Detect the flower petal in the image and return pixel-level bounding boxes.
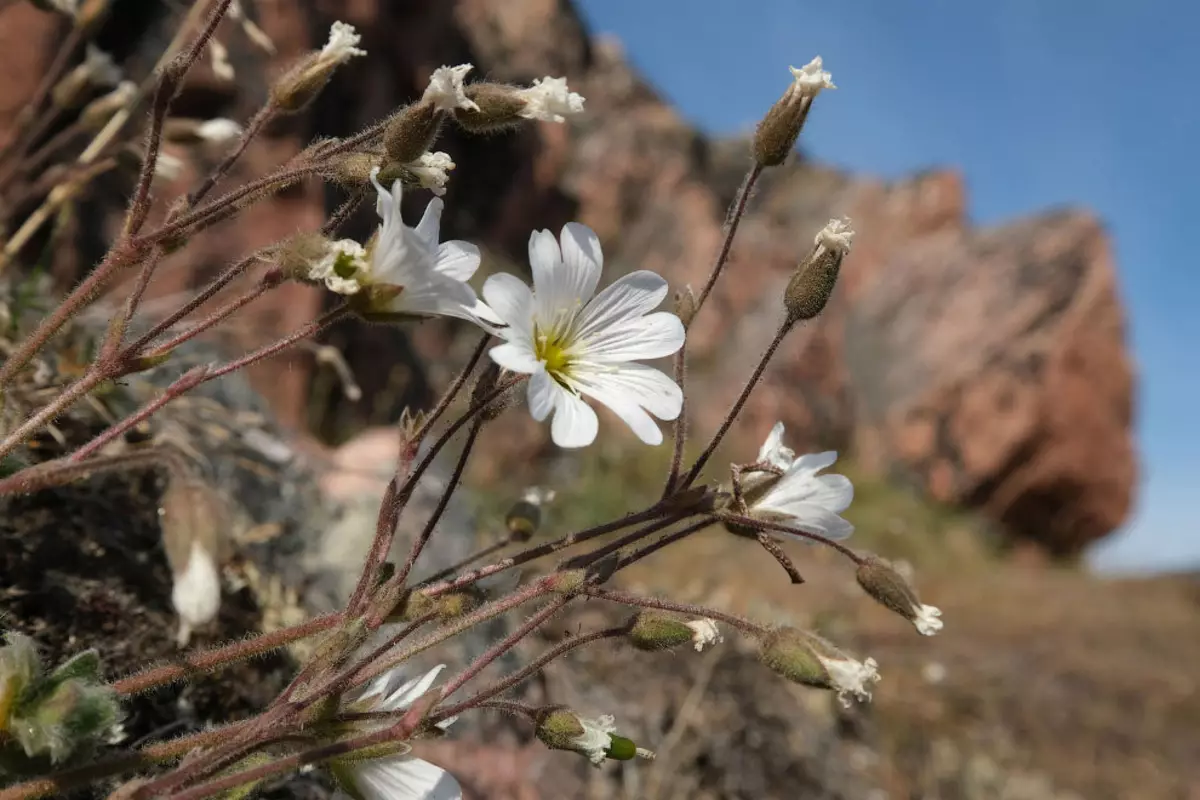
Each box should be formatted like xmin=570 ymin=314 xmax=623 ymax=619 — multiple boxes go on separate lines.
xmin=574 ymin=376 xmax=663 ymax=445
xmin=575 ymin=311 xmax=684 ymax=363
xmin=757 ymin=422 xmax=795 ymax=470
xmin=380 ymin=664 xmax=447 ymax=712
xmin=558 ymin=222 xmax=603 ymax=303
xmin=482 ymin=273 xmax=535 ymax=340
xmin=527 ymin=368 xmax=558 ymax=422
xmin=574 ymin=271 xmax=670 ymax=342
xmin=434 ymin=240 xmax=480 ymax=281
xmin=390 ymin=274 xmax=484 ymax=323
xmin=789 ymin=451 xmax=838 ymax=476
xmin=574 ymin=362 xmax=682 ymax=421
xmin=550 ymin=388 xmax=599 ymax=448
xmin=769 ymin=503 xmax=855 ymax=541
xmin=758 ymin=468 xmax=853 ymax=515
xmin=528 ymin=228 xmax=563 ymax=301
xmin=489 ymin=342 xmax=540 ymax=374
xmin=345 ymin=755 xmax=463 ymax=800
xmin=415 ymin=197 xmax=444 ymax=247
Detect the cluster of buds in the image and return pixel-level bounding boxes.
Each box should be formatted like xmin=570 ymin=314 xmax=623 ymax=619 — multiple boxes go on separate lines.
xmin=0 ymin=634 xmax=122 ymax=770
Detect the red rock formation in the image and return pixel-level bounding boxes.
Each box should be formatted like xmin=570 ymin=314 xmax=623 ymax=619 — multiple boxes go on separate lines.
xmin=0 ymin=0 xmax=1136 ymax=554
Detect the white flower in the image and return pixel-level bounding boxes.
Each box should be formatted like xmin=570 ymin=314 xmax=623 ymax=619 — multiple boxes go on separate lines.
xmin=320 ymin=21 xmax=367 ymax=66
xmin=310 ymin=239 xmax=368 ymax=295
xmin=516 ymin=76 xmax=585 ymax=122
xmin=358 ymin=168 xmax=498 ymax=324
xmin=334 ymin=665 xmax=462 ymax=800
xmin=171 ymin=541 xmax=220 ymax=646
xmin=815 ymin=217 xmax=855 ymax=255
xmin=818 ymin=653 xmax=880 ymax=707
xmin=483 ymin=224 xmax=685 ymax=448
xmin=407 ymin=151 xmax=456 ymax=196
xmin=423 ymin=64 xmax=478 ymax=112
xmin=82 ymin=46 xmax=122 ymax=87
xmin=788 ymin=56 xmax=836 ymax=98
xmin=747 ymin=423 xmax=854 ymax=540
xmin=196 ymin=118 xmax=243 ymax=145
xmin=572 ymin=714 xmax=617 ymax=766
xmin=685 ymin=619 xmax=723 ymax=652
xmin=913 ymin=604 xmax=944 ymax=636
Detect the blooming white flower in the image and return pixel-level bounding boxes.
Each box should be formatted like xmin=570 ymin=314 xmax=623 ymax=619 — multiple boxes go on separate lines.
xmin=483 ymin=224 xmax=685 ymax=448
xmin=815 ymin=217 xmax=855 ymax=255
xmin=407 ymin=151 xmax=456 ymax=196
xmin=516 ymin=76 xmax=585 ymax=122
xmin=423 ymin=64 xmax=478 ymax=112
xmin=788 ymin=56 xmax=836 ymax=98
xmin=355 ymin=168 xmax=499 ymax=324
xmin=746 ymin=422 xmax=854 ymax=540
xmin=309 ymin=239 xmax=368 ymax=295
xmin=196 ymin=118 xmax=243 ymax=145
xmin=319 ymin=21 xmax=367 ymax=67
xmin=171 ymin=541 xmax=220 ymax=646
xmin=685 ymin=619 xmax=723 ymax=652
xmin=572 ymin=714 xmax=617 ymax=766
xmin=818 ymin=653 xmax=880 ymax=708
xmin=913 ymin=604 xmax=944 ymax=636
xmin=333 ymin=664 xmax=461 ymax=800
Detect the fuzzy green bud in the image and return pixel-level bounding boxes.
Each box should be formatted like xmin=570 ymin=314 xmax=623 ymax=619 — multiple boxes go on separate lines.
xmin=271 ymin=22 xmax=366 ymax=113
xmin=390 ymin=589 xmax=437 ymax=623
xmin=436 ymin=589 xmax=484 ymax=620
xmin=327 ymin=151 xmax=381 ymax=188
xmin=753 ymin=57 xmax=835 ymax=167
xmin=545 ymin=569 xmax=589 ymax=596
xmin=19 ymin=679 xmax=121 ymax=763
xmin=856 ymin=554 xmax=944 ymax=636
xmin=627 ymin=612 xmax=694 ymax=652
xmin=783 ymin=218 xmax=854 ymax=323
xmin=383 ymin=101 xmax=445 ymax=165
xmin=759 ymin=627 xmax=880 ymax=706
xmin=534 ymin=707 xmax=585 ymax=751
xmin=454 ymin=83 xmax=529 ymax=133
xmin=535 ymin=707 xmax=631 ymax=766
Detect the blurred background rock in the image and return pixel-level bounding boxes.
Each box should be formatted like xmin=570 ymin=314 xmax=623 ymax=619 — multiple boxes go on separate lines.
xmin=0 ymin=1 xmax=1195 ymax=798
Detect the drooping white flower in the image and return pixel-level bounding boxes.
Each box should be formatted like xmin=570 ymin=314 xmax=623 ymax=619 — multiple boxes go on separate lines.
xmin=483 ymin=224 xmax=685 ymax=448
xmin=817 ymin=653 xmax=880 ymax=708
xmin=815 ymin=217 xmax=855 ymax=255
xmin=319 ymin=21 xmax=367 ymax=67
xmin=516 ymin=76 xmax=585 ymax=122
xmin=746 ymin=422 xmax=854 ymax=540
xmin=685 ymin=619 xmax=723 ymax=652
xmin=171 ymin=541 xmax=221 ymax=646
xmin=309 ymin=239 xmax=368 ymax=296
xmin=407 ymin=151 xmax=456 ymax=196
xmin=423 ymin=64 xmax=478 ymax=112
xmin=913 ymin=604 xmax=944 ymax=636
xmin=196 ymin=118 xmax=243 ymax=145
xmin=572 ymin=714 xmax=617 ymax=766
xmin=333 ymin=664 xmax=462 ymax=800
xmin=355 ymin=168 xmax=499 ymax=324
xmin=787 ymin=56 xmax=836 ymax=99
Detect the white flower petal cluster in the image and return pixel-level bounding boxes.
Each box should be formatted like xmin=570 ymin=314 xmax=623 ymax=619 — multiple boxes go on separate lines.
xmin=517 ymin=76 xmax=585 ymax=122
xmin=572 ymin=714 xmax=617 ymax=766
xmin=320 ymin=21 xmax=367 ymax=66
xmin=171 ymin=540 xmax=220 ymax=646
xmin=914 ymin=604 xmax=944 ymax=636
xmin=815 ymin=217 xmax=855 ymax=255
xmin=423 ymin=64 xmax=479 ymax=112
xmin=818 ymin=653 xmax=880 ymax=708
xmin=356 ymin=168 xmax=499 ymax=324
xmin=788 ymin=56 xmax=836 ymax=98
xmin=407 ymin=151 xmax=456 ymax=196
xmin=196 ymin=118 xmax=243 ymax=145
xmin=685 ymin=619 xmax=723 ymax=652
xmin=748 ymin=422 xmax=855 ymax=540
xmin=309 ymin=239 xmax=368 ymax=296
xmin=333 ymin=665 xmax=462 ymax=800
xmin=483 ymin=224 xmax=685 ymax=447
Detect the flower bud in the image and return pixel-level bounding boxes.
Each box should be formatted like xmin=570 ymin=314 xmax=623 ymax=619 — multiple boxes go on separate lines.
xmin=759 ymin=627 xmax=880 ymax=707
xmin=163 ymin=117 xmax=244 ymax=146
xmin=159 ymin=476 xmax=228 ymax=645
xmin=327 ymin=151 xmax=381 ymax=187
xmin=784 ymin=218 xmax=854 ymax=323
xmin=673 ymin=284 xmax=698 ymax=328
xmin=627 ymin=612 xmax=694 ymax=652
xmin=535 ymin=708 xmax=627 ymax=766
xmin=544 ymin=569 xmax=588 ymax=596
xmin=382 ymin=101 xmax=444 ymax=165
xmin=271 ymin=22 xmax=366 ymax=113
xmin=454 ymin=83 xmax=530 ymax=133
xmin=436 ymin=588 xmax=484 ymax=620
xmin=504 ymin=487 xmax=555 ymax=541
xmin=753 ymin=57 xmax=834 ymax=167
xmin=856 ymin=554 xmax=943 ymax=636
xmin=389 ymin=589 xmax=437 ymax=623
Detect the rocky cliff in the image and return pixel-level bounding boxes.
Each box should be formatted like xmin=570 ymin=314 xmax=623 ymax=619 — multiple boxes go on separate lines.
xmin=0 ymin=0 xmax=1136 ymax=557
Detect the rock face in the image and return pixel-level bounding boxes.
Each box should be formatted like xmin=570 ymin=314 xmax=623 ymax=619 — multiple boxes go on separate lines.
xmin=0 ymin=0 xmax=1136 ymax=553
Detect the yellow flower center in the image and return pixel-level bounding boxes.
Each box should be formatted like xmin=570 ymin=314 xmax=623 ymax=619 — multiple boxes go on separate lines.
xmin=534 ymin=325 xmax=573 ymax=377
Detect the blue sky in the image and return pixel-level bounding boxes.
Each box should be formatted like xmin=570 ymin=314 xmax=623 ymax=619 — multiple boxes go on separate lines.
xmin=576 ymin=0 xmax=1199 ymax=573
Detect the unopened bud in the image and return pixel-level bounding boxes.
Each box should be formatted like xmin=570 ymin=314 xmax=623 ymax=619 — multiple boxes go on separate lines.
xmin=504 ymin=487 xmax=554 ymax=541
xmin=163 ymin=117 xmax=243 ymax=146
xmin=544 ymin=569 xmax=588 ymax=595
xmin=784 ymin=217 xmax=854 ymax=323
xmin=271 ymin=21 xmax=366 ymax=113
xmin=856 ymin=554 xmax=943 ymax=636
xmin=382 ymin=101 xmax=444 ymax=165
xmin=627 ymin=612 xmax=693 ymax=652
xmin=759 ymin=627 xmax=879 ymax=707
xmin=436 ymin=589 xmax=484 ymax=620
xmin=673 ymin=285 xmax=698 ymax=328
xmin=159 ymin=476 xmax=227 ymax=645
xmin=535 ymin=708 xmax=624 ymax=766
xmin=389 ymin=589 xmax=436 ymax=623
xmin=753 ymin=57 xmax=835 ymax=167
xmin=327 ymin=151 xmax=381 ymax=187
xmin=454 ymin=83 xmax=529 ymax=133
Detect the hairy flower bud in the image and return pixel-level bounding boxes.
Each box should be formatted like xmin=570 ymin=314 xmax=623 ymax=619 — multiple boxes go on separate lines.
xmin=436 ymin=589 xmax=484 ymax=620
xmin=454 ymin=83 xmax=530 ymax=133
xmin=784 ymin=218 xmax=854 ymax=323
xmin=753 ymin=57 xmax=835 ymax=167
xmin=627 ymin=612 xmax=694 ymax=651
xmin=271 ymin=21 xmax=366 ymax=113
xmin=535 ymin=708 xmax=630 ymax=766
xmin=504 ymin=487 xmax=555 ymax=541
xmin=159 ymin=476 xmax=228 ymax=645
xmin=856 ymin=554 xmax=943 ymax=635
xmin=382 ymin=101 xmax=444 ymax=165
xmin=673 ymin=284 xmax=698 ymax=328
xmin=759 ymin=627 xmax=880 ymax=707
xmin=544 ymin=569 xmax=589 ymax=595
xmin=327 ymin=150 xmax=381 ymax=187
